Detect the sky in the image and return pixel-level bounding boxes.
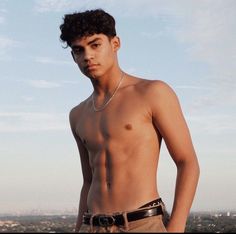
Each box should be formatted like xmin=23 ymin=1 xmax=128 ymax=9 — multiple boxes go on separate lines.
xmin=0 ymin=0 xmax=236 ymax=214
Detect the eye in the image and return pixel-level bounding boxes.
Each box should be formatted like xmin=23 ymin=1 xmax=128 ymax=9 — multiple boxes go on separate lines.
xmin=73 ymin=49 xmax=81 ymax=55
xmin=92 ymin=43 xmax=100 ymax=48
xmin=72 ymin=47 xmax=83 ymax=56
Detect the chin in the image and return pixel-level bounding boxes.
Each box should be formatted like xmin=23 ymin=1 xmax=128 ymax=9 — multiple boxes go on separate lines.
xmin=87 ymin=71 xmax=104 ymax=79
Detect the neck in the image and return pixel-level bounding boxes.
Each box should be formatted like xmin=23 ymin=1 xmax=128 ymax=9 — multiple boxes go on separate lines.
xmin=91 ymin=66 xmax=123 ymax=96
xmin=91 ymin=70 xmax=125 ymax=112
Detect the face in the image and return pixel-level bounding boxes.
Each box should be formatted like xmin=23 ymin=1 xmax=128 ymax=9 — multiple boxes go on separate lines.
xmin=70 ymin=34 xmax=120 ymax=79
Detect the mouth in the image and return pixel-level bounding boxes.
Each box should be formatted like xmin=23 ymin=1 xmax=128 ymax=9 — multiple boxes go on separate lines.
xmin=86 ymin=64 xmax=99 ymax=71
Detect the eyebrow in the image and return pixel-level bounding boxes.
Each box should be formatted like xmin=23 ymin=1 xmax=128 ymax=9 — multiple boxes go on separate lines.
xmin=71 ymin=37 xmax=102 ymax=50
xmin=88 ymin=37 xmax=102 ymax=45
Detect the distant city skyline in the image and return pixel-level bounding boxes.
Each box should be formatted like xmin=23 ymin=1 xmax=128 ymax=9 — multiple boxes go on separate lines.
xmin=0 ymin=211 xmax=235 ymax=233
xmin=0 ymin=0 xmax=236 ymax=214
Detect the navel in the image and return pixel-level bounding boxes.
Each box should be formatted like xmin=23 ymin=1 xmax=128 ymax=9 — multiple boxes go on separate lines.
xmin=106 ymin=181 xmax=111 ymax=190
xmin=125 ymin=123 xmax=133 ymax=130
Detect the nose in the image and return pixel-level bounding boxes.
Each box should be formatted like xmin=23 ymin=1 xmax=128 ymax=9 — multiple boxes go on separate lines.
xmin=84 ymin=48 xmax=94 ymax=62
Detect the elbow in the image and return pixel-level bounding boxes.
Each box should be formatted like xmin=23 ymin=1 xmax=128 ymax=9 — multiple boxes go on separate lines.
xmin=176 ymin=157 xmax=200 ymax=179
xmin=192 ymin=154 xmax=200 ymax=179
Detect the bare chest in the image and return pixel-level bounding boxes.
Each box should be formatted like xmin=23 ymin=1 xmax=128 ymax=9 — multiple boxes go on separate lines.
xmin=76 ymin=97 xmax=152 ymax=151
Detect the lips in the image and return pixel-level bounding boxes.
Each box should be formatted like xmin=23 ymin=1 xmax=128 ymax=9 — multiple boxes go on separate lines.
xmin=86 ymin=64 xmax=99 ymax=70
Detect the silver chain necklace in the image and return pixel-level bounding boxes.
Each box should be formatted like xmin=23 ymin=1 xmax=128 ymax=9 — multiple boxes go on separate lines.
xmin=92 ymin=71 xmax=125 ymax=112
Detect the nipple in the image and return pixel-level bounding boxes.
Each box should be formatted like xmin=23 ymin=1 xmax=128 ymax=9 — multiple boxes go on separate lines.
xmin=125 ymin=124 xmax=132 ymax=130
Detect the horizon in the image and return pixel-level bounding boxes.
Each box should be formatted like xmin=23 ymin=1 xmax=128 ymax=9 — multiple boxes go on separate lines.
xmin=1 ymin=208 xmax=236 ymax=217
xmin=1 ymin=0 xmax=236 ymax=214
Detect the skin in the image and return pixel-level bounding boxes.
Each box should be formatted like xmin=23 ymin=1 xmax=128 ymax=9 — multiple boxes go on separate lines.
xmin=69 ymin=33 xmax=200 ymax=232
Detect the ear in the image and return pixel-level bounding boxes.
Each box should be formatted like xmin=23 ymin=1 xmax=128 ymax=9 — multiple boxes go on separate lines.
xmin=111 ymin=36 xmax=120 ymax=52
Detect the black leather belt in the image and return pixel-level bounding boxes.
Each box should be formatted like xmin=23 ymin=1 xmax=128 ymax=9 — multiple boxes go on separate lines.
xmin=83 ymin=205 xmax=163 ymax=227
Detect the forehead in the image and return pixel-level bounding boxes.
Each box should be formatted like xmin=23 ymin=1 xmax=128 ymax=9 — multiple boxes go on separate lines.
xmin=70 ymin=34 xmax=108 ymax=47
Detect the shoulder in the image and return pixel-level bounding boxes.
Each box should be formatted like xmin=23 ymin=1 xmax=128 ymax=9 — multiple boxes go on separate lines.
xmin=124 ymin=76 xmax=178 ymax=104
xmin=136 ymin=79 xmax=177 ymax=100
xmin=136 ymin=79 xmax=181 ymax=116
xmin=69 ymin=99 xmax=88 ymax=128
xmin=69 ymin=102 xmax=82 ymax=119
xmin=69 ymin=94 xmax=92 ymax=118
xmin=146 ymin=79 xmax=174 ymax=92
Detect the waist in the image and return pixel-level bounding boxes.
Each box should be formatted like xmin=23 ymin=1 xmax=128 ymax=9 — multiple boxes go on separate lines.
xmin=87 ymin=185 xmax=159 ymax=211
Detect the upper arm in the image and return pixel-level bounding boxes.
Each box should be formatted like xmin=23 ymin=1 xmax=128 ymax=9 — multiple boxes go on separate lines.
xmin=69 ymin=107 xmax=92 ymax=184
xmin=149 ymin=81 xmax=197 ymax=164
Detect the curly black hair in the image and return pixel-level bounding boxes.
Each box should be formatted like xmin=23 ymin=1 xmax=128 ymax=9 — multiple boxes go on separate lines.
xmin=59 ymin=9 xmax=116 ymax=47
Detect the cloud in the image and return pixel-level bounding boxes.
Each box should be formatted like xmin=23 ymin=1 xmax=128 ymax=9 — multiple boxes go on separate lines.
xmin=0 ymin=8 xmax=7 ymax=24
xmin=0 ymin=112 xmax=68 ymax=132
xmin=34 ymin=0 xmax=73 ymax=12
xmin=21 ymin=96 xmax=34 ymax=102
xmin=186 ymin=114 xmax=236 ymax=135
xmin=24 ymin=79 xmax=80 ymax=89
xmin=61 ymin=80 xmax=80 ymax=85
xmin=34 ymin=56 xmax=72 ymax=66
xmin=27 ymin=79 xmax=61 ymax=89
xmin=173 ymin=1 xmax=236 ymax=82
xmin=0 ymin=36 xmax=20 ymax=60
xmin=33 ymin=0 xmax=107 ymax=13
xmin=175 ymin=85 xmax=215 ymax=90
xmin=140 ymin=31 xmax=166 ymax=39
xmin=155 ymin=0 xmax=236 ymax=113
xmin=0 ymin=36 xmax=19 ymax=50
xmin=0 ymin=15 xmax=5 ymax=24
xmin=33 ymin=0 xmax=177 ymax=17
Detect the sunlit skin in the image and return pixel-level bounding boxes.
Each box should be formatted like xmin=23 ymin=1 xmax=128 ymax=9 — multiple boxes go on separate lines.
xmin=69 ymin=33 xmax=200 ymax=232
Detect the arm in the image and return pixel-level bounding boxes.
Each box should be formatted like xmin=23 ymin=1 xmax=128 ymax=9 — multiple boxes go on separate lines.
xmin=150 ymin=81 xmax=200 ymax=232
xmin=74 ymin=138 xmax=92 ymax=232
xmin=69 ymin=108 xmax=92 ymax=232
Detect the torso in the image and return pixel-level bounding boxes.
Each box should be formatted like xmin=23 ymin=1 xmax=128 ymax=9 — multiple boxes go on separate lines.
xmin=73 ymin=76 xmax=163 ymax=214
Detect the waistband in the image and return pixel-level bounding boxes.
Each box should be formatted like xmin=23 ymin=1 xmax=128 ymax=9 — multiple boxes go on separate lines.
xmin=139 ymin=197 xmax=163 ymax=208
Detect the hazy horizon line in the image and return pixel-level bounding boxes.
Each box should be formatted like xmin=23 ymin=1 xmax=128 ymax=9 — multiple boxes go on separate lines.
xmin=0 ymin=209 xmax=236 ymax=217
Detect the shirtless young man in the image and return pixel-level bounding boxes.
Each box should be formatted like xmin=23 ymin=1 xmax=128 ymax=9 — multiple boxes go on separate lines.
xmin=60 ymin=9 xmax=200 ymax=233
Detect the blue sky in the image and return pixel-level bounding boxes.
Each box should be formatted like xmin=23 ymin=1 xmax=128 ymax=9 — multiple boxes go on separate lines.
xmin=0 ymin=0 xmax=235 ymax=214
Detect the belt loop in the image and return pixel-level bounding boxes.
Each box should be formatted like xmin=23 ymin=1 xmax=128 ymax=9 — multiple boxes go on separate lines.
xmin=122 ymin=212 xmax=129 ymax=230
